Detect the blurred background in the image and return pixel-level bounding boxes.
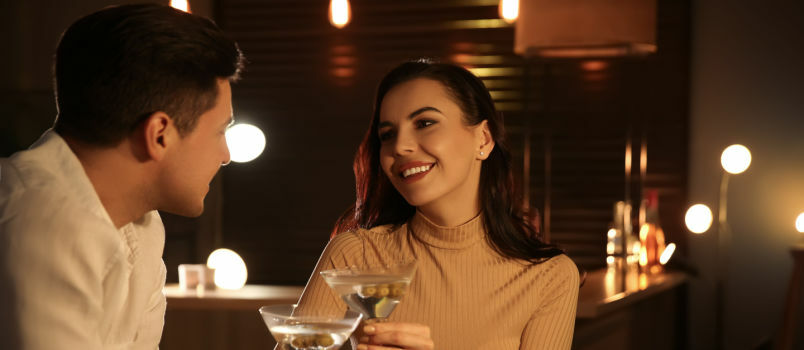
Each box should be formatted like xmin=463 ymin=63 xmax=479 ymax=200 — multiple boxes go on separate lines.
xmin=2 ymin=0 xmax=803 ymax=349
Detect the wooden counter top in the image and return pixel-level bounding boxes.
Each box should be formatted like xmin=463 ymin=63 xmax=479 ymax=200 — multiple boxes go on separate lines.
xmin=576 ymin=265 xmax=687 ymax=319
xmin=165 ymin=265 xmax=686 ymax=317
xmin=164 ymin=284 xmax=304 ymax=311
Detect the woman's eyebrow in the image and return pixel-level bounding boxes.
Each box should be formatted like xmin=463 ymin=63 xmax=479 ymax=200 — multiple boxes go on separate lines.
xmin=378 ymin=106 xmax=442 ymax=129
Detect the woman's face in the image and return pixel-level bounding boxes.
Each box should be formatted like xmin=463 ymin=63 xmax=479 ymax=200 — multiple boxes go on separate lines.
xmin=378 ymin=78 xmax=492 ymax=214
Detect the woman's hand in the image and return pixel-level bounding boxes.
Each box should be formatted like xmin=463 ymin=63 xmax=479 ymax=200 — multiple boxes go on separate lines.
xmin=356 ymin=322 xmax=434 ymax=350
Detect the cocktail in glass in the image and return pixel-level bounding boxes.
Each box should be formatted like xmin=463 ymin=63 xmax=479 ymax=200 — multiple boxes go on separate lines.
xmin=259 ymin=304 xmax=363 ymax=350
xmin=320 ymin=261 xmax=416 ymax=323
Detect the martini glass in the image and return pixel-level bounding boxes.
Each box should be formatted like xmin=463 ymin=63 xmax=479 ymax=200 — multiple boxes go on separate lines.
xmin=320 ymin=261 xmax=416 ymax=323
xmin=259 ymin=304 xmax=363 ymax=350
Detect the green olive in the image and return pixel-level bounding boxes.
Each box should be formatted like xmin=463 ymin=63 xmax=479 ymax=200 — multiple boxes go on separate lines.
xmin=361 ymin=286 xmax=377 ymax=297
xmin=290 ymin=336 xmax=306 ymax=348
xmin=316 ymin=334 xmax=335 ymax=347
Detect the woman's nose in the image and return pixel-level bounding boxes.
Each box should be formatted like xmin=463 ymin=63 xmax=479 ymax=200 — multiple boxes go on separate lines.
xmin=393 ymin=129 xmax=416 ymax=156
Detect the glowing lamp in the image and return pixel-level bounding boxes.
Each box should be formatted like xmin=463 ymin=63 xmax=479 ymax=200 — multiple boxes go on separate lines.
xmin=225 ymin=123 xmax=266 ymax=163
xmin=720 ymin=144 xmax=751 ymax=174
xmin=499 ymin=0 xmax=519 ymax=24
xmin=329 ymin=0 xmax=351 ymax=28
xmin=206 ymin=248 xmax=248 ymax=290
xmin=686 ymin=204 xmax=713 ymax=234
xmin=170 ymin=0 xmax=190 ymax=13
xmin=659 ymin=243 xmax=676 ymax=265
xmin=796 ymin=212 xmax=804 ymax=233
xmin=515 ymin=0 xmax=656 ymax=58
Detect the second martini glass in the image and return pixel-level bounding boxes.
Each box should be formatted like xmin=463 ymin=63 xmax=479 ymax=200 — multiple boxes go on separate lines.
xmin=320 ymin=261 xmax=416 ymax=323
xmin=259 ymin=304 xmax=362 ymax=350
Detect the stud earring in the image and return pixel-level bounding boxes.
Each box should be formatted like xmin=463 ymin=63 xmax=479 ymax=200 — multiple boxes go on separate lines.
xmin=479 ymin=151 xmax=485 ymax=156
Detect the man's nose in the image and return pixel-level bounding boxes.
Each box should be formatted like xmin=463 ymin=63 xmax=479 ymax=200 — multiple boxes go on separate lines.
xmin=221 ymin=141 xmax=231 ymax=166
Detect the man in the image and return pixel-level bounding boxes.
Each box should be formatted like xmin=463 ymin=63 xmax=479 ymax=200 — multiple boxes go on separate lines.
xmin=0 ymin=4 xmax=244 ymax=349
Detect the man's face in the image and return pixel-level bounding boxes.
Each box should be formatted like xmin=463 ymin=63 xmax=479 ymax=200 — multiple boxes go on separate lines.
xmin=159 ymin=78 xmax=232 ymax=217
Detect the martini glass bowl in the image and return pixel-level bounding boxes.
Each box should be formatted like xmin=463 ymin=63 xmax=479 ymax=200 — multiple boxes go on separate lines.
xmin=259 ymin=304 xmax=363 ymax=350
xmin=320 ymin=261 xmax=416 ymax=323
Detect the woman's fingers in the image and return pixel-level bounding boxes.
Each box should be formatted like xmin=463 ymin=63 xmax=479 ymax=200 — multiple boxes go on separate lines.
xmin=365 ymin=323 xmax=431 ymax=337
xmin=357 ymin=322 xmax=434 ymax=350
xmin=355 ymin=345 xmax=402 ymax=350
xmin=357 ymin=345 xmax=408 ymax=350
xmin=358 ymin=334 xmax=434 ymax=350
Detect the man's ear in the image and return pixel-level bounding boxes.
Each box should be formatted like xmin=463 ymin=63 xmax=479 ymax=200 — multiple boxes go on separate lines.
xmin=141 ymin=111 xmax=175 ymax=161
xmin=476 ymin=119 xmax=495 ymax=160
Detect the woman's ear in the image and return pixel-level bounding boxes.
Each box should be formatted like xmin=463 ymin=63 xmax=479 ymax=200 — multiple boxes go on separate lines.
xmin=141 ymin=111 xmax=175 ymax=161
xmin=476 ymin=119 xmax=495 ymax=160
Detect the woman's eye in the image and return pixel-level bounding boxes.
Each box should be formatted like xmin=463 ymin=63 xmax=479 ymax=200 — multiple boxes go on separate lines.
xmin=415 ymin=119 xmax=436 ymax=128
xmin=378 ymin=130 xmax=394 ymax=142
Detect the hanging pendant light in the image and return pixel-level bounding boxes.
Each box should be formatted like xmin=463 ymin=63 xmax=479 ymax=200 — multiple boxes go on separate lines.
xmin=170 ymin=0 xmax=191 ymax=13
xmin=329 ymin=0 xmax=351 ymax=29
xmin=499 ymin=0 xmax=519 ymax=24
xmin=515 ymin=0 xmax=656 ymax=58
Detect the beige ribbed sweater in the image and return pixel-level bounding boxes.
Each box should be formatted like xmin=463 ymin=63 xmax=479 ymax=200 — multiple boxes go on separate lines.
xmin=297 ymin=211 xmax=579 ymax=349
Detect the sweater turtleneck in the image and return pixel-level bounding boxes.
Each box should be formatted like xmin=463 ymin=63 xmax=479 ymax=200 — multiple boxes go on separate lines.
xmin=297 ymin=211 xmax=580 ymax=349
xmin=408 ymin=210 xmax=485 ymax=250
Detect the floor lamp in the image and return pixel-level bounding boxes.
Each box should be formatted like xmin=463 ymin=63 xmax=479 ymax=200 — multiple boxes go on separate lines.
xmin=685 ymin=144 xmax=752 ymax=350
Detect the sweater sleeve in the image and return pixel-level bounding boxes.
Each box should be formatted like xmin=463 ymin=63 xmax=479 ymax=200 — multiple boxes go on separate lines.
xmin=520 ymin=255 xmax=580 ymax=350
xmin=295 ymin=232 xmax=366 ymax=318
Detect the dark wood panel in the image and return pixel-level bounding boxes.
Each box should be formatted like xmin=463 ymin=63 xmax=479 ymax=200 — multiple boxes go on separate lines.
xmin=160 ymin=0 xmax=690 ymax=284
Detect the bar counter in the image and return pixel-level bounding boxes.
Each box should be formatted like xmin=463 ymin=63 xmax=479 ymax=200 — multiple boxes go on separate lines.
xmin=161 ymin=267 xmax=687 ymax=349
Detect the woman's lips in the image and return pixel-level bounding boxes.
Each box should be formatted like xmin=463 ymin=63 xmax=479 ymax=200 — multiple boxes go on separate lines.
xmin=399 ymin=163 xmax=435 ymax=184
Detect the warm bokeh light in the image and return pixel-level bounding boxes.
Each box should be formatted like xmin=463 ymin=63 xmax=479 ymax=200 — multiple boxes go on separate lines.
xmin=659 ymin=243 xmax=676 ymax=265
xmin=686 ymin=204 xmax=713 ymax=234
xmin=721 ymin=144 xmax=752 ymax=174
xmin=607 ymin=228 xmax=616 ymax=238
xmin=331 ymin=67 xmax=355 ymax=78
xmin=170 ymin=0 xmax=190 ymax=13
xmin=796 ymin=212 xmax=804 ymax=233
xmin=329 ymin=0 xmax=351 ymax=28
xmin=581 ymin=60 xmax=608 ymax=72
xmin=606 ymin=256 xmax=615 ymax=265
xmin=639 ymin=245 xmax=648 ymax=267
xmin=207 ymin=248 xmax=248 ymax=290
xmin=639 ymin=273 xmax=648 ymax=290
xmin=499 ymin=0 xmax=519 ymax=24
xmin=607 ymin=242 xmax=615 ymax=255
xmin=639 ymin=224 xmax=649 ymax=241
xmin=225 ymin=123 xmax=266 ymax=163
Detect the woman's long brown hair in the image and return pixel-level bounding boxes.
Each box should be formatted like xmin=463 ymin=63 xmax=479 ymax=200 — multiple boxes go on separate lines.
xmin=333 ymin=60 xmax=563 ymax=263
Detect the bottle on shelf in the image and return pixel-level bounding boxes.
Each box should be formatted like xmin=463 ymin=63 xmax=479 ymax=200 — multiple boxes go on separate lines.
xmin=639 ymin=190 xmax=666 ymax=273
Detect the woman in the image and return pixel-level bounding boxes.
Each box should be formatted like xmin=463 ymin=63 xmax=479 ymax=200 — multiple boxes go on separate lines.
xmin=297 ymin=60 xmax=579 ymax=350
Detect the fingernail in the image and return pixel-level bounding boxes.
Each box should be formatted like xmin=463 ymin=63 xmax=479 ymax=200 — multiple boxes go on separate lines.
xmin=356 ymin=345 xmax=368 ymax=350
xmin=364 ymin=325 xmax=376 ymax=333
xmin=359 ymin=336 xmax=369 ymax=343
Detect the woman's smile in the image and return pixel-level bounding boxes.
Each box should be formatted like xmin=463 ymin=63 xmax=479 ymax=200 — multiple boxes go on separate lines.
xmin=397 ymin=161 xmax=437 ymax=183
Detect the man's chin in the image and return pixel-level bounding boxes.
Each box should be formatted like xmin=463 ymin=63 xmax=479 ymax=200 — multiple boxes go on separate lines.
xmin=161 ymin=203 xmax=205 ymax=218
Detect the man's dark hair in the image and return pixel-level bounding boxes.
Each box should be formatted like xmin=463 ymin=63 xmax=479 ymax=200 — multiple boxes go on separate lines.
xmin=53 ymin=4 xmax=244 ymax=146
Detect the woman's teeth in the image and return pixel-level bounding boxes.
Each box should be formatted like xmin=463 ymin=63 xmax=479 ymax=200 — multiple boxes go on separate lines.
xmin=402 ymin=164 xmax=433 ymax=178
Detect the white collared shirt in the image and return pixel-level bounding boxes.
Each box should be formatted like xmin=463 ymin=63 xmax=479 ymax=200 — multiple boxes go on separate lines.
xmin=0 ymin=130 xmax=166 ymax=349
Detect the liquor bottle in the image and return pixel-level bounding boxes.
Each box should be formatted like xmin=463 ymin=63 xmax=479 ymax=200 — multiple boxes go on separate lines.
xmin=608 ymin=201 xmax=641 ymax=267
xmin=639 ymin=190 xmax=666 ymax=272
